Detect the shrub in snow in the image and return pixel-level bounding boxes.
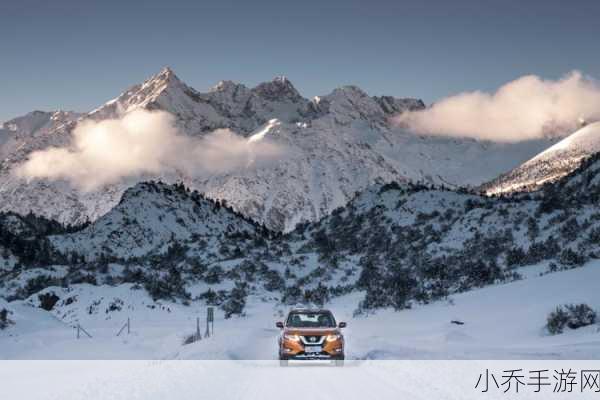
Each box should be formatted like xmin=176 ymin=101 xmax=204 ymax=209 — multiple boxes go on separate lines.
xmin=303 ymin=283 xmax=330 ymax=307
xmin=38 ymin=292 xmax=60 ymax=311
xmin=106 ymin=298 xmax=124 ymax=313
xmin=17 ymin=275 xmax=62 ymax=299
xmin=282 ymin=285 xmax=303 ymax=305
xmin=204 ymin=265 xmax=224 ymax=284
xmin=558 ymin=248 xmax=586 ymax=268
xmin=547 ymin=304 xmax=597 ymax=335
xmin=0 ymin=308 xmax=13 ymax=330
xmin=357 ymin=262 xmax=417 ymax=311
xmin=222 ymin=282 xmax=248 ymax=319
xmin=505 ymin=247 xmax=527 ymax=267
xmin=565 ymin=304 xmax=597 ymax=329
xmin=197 ymin=288 xmax=227 ymax=306
xmin=189 ymin=259 xmax=208 ymax=277
xmin=546 ymin=307 xmax=569 ymax=335
xmin=588 ymin=227 xmax=600 ymax=244
xmin=144 ymin=267 xmax=190 ymax=301
xmin=559 ymin=218 xmax=581 ymax=242
xmin=68 ymin=271 xmax=97 ymax=285
xmin=262 ymin=270 xmax=285 ymax=292
xmin=547 ymin=262 xmax=559 ymax=273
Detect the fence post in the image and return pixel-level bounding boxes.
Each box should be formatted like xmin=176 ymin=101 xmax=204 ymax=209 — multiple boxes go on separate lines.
xmin=196 ymin=317 xmax=201 ymax=340
xmin=117 ymin=318 xmax=131 ymax=337
xmin=205 ymin=314 xmax=209 ymax=338
xmin=76 ymin=323 xmax=92 ymax=339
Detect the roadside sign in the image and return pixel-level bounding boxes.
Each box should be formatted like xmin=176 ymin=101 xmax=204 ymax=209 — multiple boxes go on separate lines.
xmin=205 ymin=307 xmax=214 ymax=337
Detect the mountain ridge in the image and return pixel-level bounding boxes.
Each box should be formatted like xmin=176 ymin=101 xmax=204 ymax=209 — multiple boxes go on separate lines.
xmin=0 ymin=67 xmax=555 ymax=231
xmin=482 ymin=121 xmax=600 ymax=195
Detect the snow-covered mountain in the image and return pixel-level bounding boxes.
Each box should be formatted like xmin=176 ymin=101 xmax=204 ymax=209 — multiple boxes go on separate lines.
xmin=0 ymin=110 xmax=80 ymax=161
xmin=51 ymin=181 xmax=261 ymax=260
xmin=482 ymin=122 xmax=600 ymax=195
xmin=3 ymin=149 xmax=600 ymax=361
xmin=0 ymin=68 xmax=556 ymax=231
xmin=4 ymin=148 xmax=600 ymax=321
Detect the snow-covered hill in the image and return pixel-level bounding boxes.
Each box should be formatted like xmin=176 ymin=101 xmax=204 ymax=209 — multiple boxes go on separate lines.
xmin=0 ymin=68 xmax=556 ymax=231
xmin=51 ymin=181 xmax=261 ymax=260
xmin=482 ymin=122 xmax=600 ymax=195
xmin=3 ymin=150 xmax=600 ymax=360
xmin=2 ymin=261 xmax=600 ymax=360
xmin=4 ymin=148 xmax=600 ymax=315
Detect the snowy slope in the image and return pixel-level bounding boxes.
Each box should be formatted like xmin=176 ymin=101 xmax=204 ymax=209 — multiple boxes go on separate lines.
xmin=0 ymin=110 xmax=80 ymax=162
xmin=51 ymin=181 xmax=259 ymax=260
xmin=7 ymin=151 xmax=600 ymax=314
xmin=482 ymin=122 xmax=600 ymax=195
xmin=0 ymin=68 xmax=555 ymax=231
xmin=3 ymin=152 xmax=600 ymax=361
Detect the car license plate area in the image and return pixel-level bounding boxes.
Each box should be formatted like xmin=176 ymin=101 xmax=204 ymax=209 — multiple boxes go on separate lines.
xmin=304 ymin=345 xmax=322 ymax=354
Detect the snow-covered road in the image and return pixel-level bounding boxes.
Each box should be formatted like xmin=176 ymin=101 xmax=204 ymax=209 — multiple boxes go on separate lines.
xmin=3 ymin=263 xmax=600 ymax=399
xmin=4 ymin=360 xmax=600 ymax=400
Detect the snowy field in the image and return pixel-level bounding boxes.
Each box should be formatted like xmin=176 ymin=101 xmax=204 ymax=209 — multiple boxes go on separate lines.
xmin=2 ymin=261 xmax=600 ymax=360
xmin=2 ymin=262 xmax=600 ymax=399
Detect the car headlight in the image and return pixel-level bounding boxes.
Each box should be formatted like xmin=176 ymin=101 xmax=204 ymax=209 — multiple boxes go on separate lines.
xmin=283 ymin=334 xmax=300 ymax=342
xmin=326 ymin=334 xmax=342 ymax=342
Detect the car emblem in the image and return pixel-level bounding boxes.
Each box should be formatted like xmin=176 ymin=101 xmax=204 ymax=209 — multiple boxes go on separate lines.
xmin=310 ymin=337 xmax=316 ymax=342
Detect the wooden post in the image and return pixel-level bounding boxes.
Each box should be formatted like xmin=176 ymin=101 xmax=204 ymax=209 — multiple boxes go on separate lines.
xmin=77 ymin=323 xmax=92 ymax=338
xmin=117 ymin=319 xmax=130 ymax=337
xmin=196 ymin=317 xmax=201 ymax=340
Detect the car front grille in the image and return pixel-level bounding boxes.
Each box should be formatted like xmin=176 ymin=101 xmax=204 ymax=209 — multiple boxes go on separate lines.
xmin=300 ymin=335 xmax=325 ymax=345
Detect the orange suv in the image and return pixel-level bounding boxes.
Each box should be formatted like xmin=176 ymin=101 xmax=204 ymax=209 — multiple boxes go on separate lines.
xmin=276 ymin=309 xmax=346 ymax=365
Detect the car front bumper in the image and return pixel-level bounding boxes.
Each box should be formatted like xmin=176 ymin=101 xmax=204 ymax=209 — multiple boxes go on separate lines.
xmin=279 ymin=339 xmax=344 ymax=360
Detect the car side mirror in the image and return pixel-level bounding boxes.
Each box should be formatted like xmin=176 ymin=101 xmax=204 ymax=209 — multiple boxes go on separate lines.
xmin=276 ymin=321 xmax=284 ymax=329
xmin=338 ymin=322 xmax=347 ymax=328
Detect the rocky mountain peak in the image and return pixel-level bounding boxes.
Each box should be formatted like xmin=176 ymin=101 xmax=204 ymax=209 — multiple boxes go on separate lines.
xmin=152 ymin=66 xmax=179 ymax=83
xmin=2 ymin=111 xmax=55 ymax=133
xmin=252 ymin=76 xmax=304 ymax=102
xmin=139 ymin=66 xmax=187 ymax=97
xmin=210 ymin=80 xmax=246 ymax=93
xmin=374 ymin=96 xmax=425 ymax=115
xmin=87 ymin=67 xmax=193 ymax=120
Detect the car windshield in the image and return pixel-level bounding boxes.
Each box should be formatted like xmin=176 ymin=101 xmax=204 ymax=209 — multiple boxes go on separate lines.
xmin=286 ymin=311 xmax=336 ymax=328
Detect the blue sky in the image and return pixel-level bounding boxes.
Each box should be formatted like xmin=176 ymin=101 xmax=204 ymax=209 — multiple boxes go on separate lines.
xmin=1 ymin=0 xmax=599 ymax=122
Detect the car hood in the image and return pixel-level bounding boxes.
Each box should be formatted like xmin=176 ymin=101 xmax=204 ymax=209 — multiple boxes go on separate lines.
xmin=283 ymin=328 xmax=340 ymax=335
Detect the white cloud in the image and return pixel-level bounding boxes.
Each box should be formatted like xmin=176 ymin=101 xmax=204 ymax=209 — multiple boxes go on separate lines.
xmin=395 ymin=71 xmax=600 ymax=142
xmin=17 ymin=110 xmax=285 ymax=190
